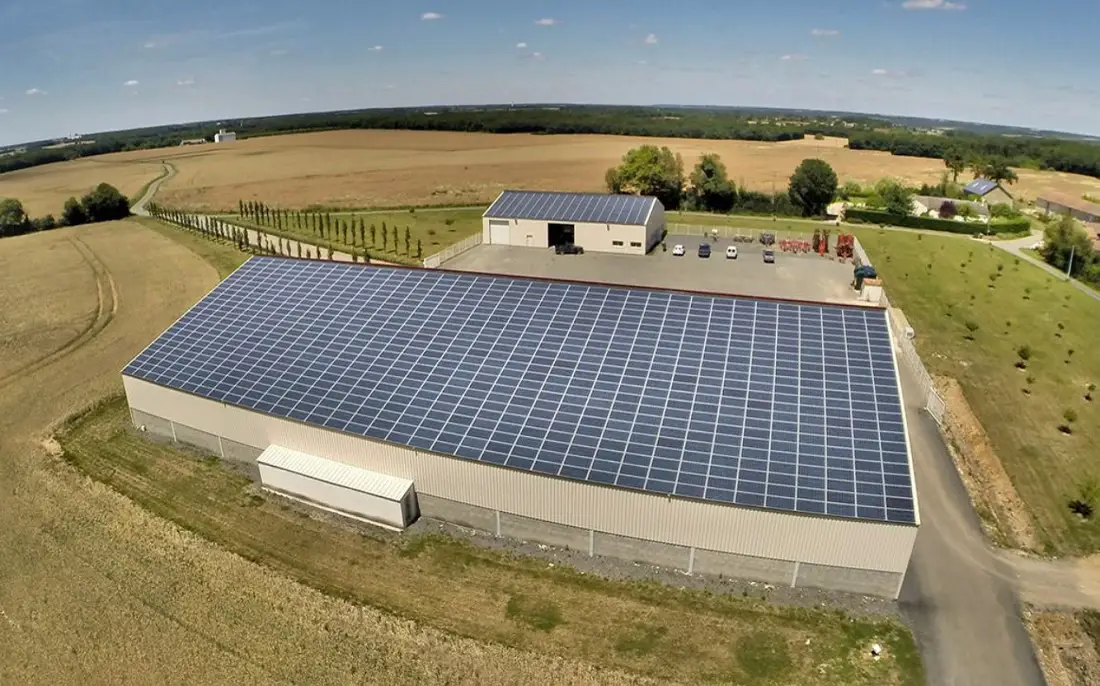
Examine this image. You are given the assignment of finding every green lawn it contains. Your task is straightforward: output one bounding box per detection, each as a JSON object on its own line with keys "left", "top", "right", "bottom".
{"left": 230, "top": 208, "right": 485, "bottom": 262}
{"left": 667, "top": 213, "right": 1100, "bottom": 555}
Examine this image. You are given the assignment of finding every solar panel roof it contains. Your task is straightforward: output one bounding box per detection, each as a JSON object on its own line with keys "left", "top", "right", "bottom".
{"left": 964, "top": 178, "right": 997, "bottom": 196}
{"left": 484, "top": 190, "right": 658, "bottom": 226}
{"left": 124, "top": 258, "right": 917, "bottom": 525}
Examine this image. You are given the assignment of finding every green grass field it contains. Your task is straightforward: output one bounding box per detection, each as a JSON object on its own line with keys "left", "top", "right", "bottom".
{"left": 60, "top": 397, "right": 922, "bottom": 686}
{"left": 230, "top": 208, "right": 485, "bottom": 262}
{"left": 856, "top": 228, "right": 1100, "bottom": 554}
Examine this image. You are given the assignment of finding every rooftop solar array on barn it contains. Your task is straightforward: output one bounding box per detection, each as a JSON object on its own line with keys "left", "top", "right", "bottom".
{"left": 124, "top": 258, "right": 916, "bottom": 525}
{"left": 484, "top": 190, "right": 658, "bottom": 225}
{"left": 964, "top": 178, "right": 998, "bottom": 195}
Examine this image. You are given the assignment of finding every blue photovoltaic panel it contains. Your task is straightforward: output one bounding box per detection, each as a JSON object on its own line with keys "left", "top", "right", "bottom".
{"left": 484, "top": 190, "right": 657, "bottom": 225}
{"left": 124, "top": 258, "right": 917, "bottom": 525}
{"left": 964, "top": 178, "right": 997, "bottom": 196}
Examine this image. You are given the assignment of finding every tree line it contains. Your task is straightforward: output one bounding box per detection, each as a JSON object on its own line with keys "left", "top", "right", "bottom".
{"left": 238, "top": 201, "right": 424, "bottom": 260}
{"left": 850, "top": 130, "right": 1100, "bottom": 180}
{"left": 605, "top": 145, "right": 837, "bottom": 217}
{"left": 0, "top": 183, "right": 130, "bottom": 238}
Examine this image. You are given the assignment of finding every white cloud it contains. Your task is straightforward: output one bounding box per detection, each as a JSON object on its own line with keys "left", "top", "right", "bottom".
{"left": 516, "top": 42, "right": 528, "bottom": 48}
{"left": 810, "top": 28, "right": 840, "bottom": 37}
{"left": 637, "top": 59, "right": 648, "bottom": 66}
{"left": 25, "top": 88, "right": 45, "bottom": 96}
{"left": 872, "top": 68, "right": 889, "bottom": 75}
{"left": 177, "top": 77, "right": 195, "bottom": 87}
{"left": 421, "top": 12, "right": 443, "bottom": 20}
{"left": 143, "top": 41, "right": 157, "bottom": 49}
{"left": 0, "top": 109, "right": 8, "bottom": 115}
{"left": 384, "top": 84, "right": 396, "bottom": 90}
{"left": 368, "top": 45, "right": 383, "bottom": 52}
{"left": 270, "top": 48, "right": 288, "bottom": 56}
{"left": 532, "top": 51, "right": 544, "bottom": 59}
{"left": 780, "top": 54, "right": 807, "bottom": 62}
{"left": 535, "top": 18, "right": 558, "bottom": 26}
{"left": 645, "top": 33, "right": 658, "bottom": 45}
{"left": 872, "top": 68, "right": 911, "bottom": 78}
{"left": 901, "top": 0, "right": 967, "bottom": 10}
{"left": 124, "top": 80, "right": 139, "bottom": 87}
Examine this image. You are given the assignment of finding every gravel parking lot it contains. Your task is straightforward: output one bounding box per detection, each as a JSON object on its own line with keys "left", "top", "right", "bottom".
{"left": 445, "top": 233, "right": 861, "bottom": 304}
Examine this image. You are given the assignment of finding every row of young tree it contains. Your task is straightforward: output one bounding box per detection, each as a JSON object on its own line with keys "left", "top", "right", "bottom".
{"left": 239, "top": 200, "right": 424, "bottom": 258}
{"left": 605, "top": 145, "right": 838, "bottom": 217}
{"left": 0, "top": 183, "right": 131, "bottom": 238}
{"left": 148, "top": 204, "right": 367, "bottom": 261}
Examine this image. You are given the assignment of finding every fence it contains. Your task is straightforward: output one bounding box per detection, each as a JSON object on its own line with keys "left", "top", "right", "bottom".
{"left": 884, "top": 298, "right": 946, "bottom": 425}
{"left": 422, "top": 232, "right": 483, "bottom": 268}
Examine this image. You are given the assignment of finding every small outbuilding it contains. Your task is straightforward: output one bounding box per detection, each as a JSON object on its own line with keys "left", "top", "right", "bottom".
{"left": 214, "top": 128, "right": 237, "bottom": 143}
{"left": 257, "top": 445, "right": 418, "bottom": 529}
{"left": 482, "top": 190, "right": 665, "bottom": 255}
{"left": 963, "top": 178, "right": 1013, "bottom": 206}
{"left": 1037, "top": 192, "right": 1100, "bottom": 224}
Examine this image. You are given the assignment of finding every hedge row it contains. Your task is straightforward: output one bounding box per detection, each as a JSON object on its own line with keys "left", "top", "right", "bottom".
{"left": 843, "top": 208, "right": 1030, "bottom": 235}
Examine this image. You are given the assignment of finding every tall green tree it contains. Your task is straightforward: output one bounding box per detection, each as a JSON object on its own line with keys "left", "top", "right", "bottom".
{"left": 605, "top": 145, "right": 685, "bottom": 209}
{"left": 688, "top": 153, "right": 736, "bottom": 212}
{"left": 1041, "top": 214, "right": 1094, "bottom": 277}
{"left": 80, "top": 183, "right": 130, "bottom": 222}
{"left": 982, "top": 159, "right": 1019, "bottom": 186}
{"left": 873, "top": 178, "right": 914, "bottom": 216}
{"left": 943, "top": 147, "right": 967, "bottom": 183}
{"left": 62, "top": 197, "right": 88, "bottom": 226}
{"left": 0, "top": 198, "right": 31, "bottom": 237}
{"left": 787, "top": 159, "right": 838, "bottom": 217}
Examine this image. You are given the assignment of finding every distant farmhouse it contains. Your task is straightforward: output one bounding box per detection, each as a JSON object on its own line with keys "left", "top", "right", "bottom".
{"left": 963, "top": 178, "right": 1013, "bottom": 206}
{"left": 214, "top": 129, "right": 237, "bottom": 143}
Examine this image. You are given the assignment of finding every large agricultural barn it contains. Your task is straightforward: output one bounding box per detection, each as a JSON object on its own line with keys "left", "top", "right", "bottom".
{"left": 1037, "top": 192, "right": 1100, "bottom": 224}
{"left": 482, "top": 190, "right": 665, "bottom": 255}
{"left": 122, "top": 258, "right": 919, "bottom": 598}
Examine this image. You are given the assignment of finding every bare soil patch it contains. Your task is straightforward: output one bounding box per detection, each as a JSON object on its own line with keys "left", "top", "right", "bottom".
{"left": 935, "top": 376, "right": 1042, "bottom": 551}
{"left": 0, "top": 156, "right": 164, "bottom": 216}
{"left": 14, "top": 130, "right": 1098, "bottom": 212}
{"left": 1025, "top": 609, "right": 1100, "bottom": 686}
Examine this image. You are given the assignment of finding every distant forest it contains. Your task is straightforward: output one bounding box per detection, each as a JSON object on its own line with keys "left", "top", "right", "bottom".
{"left": 2, "top": 104, "right": 1099, "bottom": 180}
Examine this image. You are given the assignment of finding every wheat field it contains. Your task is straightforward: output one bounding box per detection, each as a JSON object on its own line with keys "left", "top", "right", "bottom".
{"left": 4, "top": 130, "right": 1097, "bottom": 214}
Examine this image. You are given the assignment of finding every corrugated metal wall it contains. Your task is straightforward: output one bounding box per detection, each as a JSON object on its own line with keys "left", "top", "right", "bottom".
{"left": 124, "top": 377, "right": 917, "bottom": 573}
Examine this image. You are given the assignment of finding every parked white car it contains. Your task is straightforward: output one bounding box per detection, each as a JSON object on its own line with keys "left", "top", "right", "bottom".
{"left": 726, "top": 246, "right": 738, "bottom": 259}
{"left": 672, "top": 244, "right": 685, "bottom": 256}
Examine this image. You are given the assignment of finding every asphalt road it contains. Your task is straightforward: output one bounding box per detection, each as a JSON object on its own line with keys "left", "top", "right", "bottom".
{"left": 897, "top": 363, "right": 1046, "bottom": 686}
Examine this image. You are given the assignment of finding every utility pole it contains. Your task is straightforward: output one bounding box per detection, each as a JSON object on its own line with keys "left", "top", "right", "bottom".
{"left": 1067, "top": 245, "right": 1075, "bottom": 277}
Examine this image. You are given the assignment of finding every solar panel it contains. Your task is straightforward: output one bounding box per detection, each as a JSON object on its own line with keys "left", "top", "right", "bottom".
{"left": 964, "top": 178, "right": 997, "bottom": 196}
{"left": 124, "top": 258, "right": 916, "bottom": 525}
{"left": 484, "top": 190, "right": 657, "bottom": 225}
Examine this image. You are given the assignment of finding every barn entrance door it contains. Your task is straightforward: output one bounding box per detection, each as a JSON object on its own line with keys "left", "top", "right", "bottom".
{"left": 547, "top": 223, "right": 575, "bottom": 247}
{"left": 488, "top": 220, "right": 510, "bottom": 245}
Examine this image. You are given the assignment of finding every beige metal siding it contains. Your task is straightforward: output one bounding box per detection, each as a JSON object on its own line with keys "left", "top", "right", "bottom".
{"left": 645, "top": 202, "right": 666, "bottom": 250}
{"left": 258, "top": 445, "right": 413, "bottom": 500}
{"left": 572, "top": 222, "right": 648, "bottom": 255}
{"left": 124, "top": 376, "right": 917, "bottom": 573}
{"left": 509, "top": 219, "right": 549, "bottom": 248}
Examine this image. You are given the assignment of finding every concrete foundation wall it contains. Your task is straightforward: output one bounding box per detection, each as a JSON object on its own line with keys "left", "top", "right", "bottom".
{"left": 499, "top": 512, "right": 591, "bottom": 552}
{"left": 173, "top": 422, "right": 222, "bottom": 456}
{"left": 417, "top": 493, "right": 497, "bottom": 531}
{"left": 693, "top": 548, "right": 796, "bottom": 585}
{"left": 222, "top": 437, "right": 262, "bottom": 462}
{"left": 132, "top": 409, "right": 174, "bottom": 440}
{"left": 593, "top": 531, "right": 689, "bottom": 569}
{"left": 796, "top": 562, "right": 902, "bottom": 597}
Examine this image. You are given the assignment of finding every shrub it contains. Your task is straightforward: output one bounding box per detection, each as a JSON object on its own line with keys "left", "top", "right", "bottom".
{"left": 1016, "top": 345, "right": 1032, "bottom": 369}
{"left": 963, "top": 320, "right": 979, "bottom": 340}
{"left": 939, "top": 200, "right": 957, "bottom": 219}
{"left": 844, "top": 207, "right": 1029, "bottom": 235}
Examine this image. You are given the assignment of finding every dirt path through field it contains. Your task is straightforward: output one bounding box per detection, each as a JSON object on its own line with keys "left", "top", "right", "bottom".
{"left": 0, "top": 221, "right": 649, "bottom": 685}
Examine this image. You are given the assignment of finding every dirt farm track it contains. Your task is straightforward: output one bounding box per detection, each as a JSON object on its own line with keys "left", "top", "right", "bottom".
{"left": 0, "top": 222, "right": 650, "bottom": 685}
{"left": 3, "top": 130, "right": 1100, "bottom": 215}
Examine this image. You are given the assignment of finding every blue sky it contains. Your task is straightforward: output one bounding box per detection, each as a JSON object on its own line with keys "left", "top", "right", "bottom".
{"left": 1, "top": 0, "right": 1098, "bottom": 146}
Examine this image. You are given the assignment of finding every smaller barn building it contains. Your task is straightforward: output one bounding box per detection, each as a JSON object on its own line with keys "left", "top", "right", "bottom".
{"left": 1037, "top": 193, "right": 1100, "bottom": 224}
{"left": 963, "top": 178, "right": 1013, "bottom": 206}
{"left": 483, "top": 190, "right": 665, "bottom": 255}
{"left": 214, "top": 129, "right": 237, "bottom": 143}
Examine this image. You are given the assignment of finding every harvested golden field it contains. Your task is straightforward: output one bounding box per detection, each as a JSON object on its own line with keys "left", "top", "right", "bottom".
{"left": 0, "top": 219, "right": 923, "bottom": 685}
{"left": 12, "top": 130, "right": 1098, "bottom": 212}
{"left": 0, "top": 156, "right": 164, "bottom": 216}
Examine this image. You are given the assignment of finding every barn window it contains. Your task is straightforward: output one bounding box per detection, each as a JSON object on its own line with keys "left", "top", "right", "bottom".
{"left": 612, "top": 240, "right": 624, "bottom": 246}
{"left": 630, "top": 241, "right": 642, "bottom": 247}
